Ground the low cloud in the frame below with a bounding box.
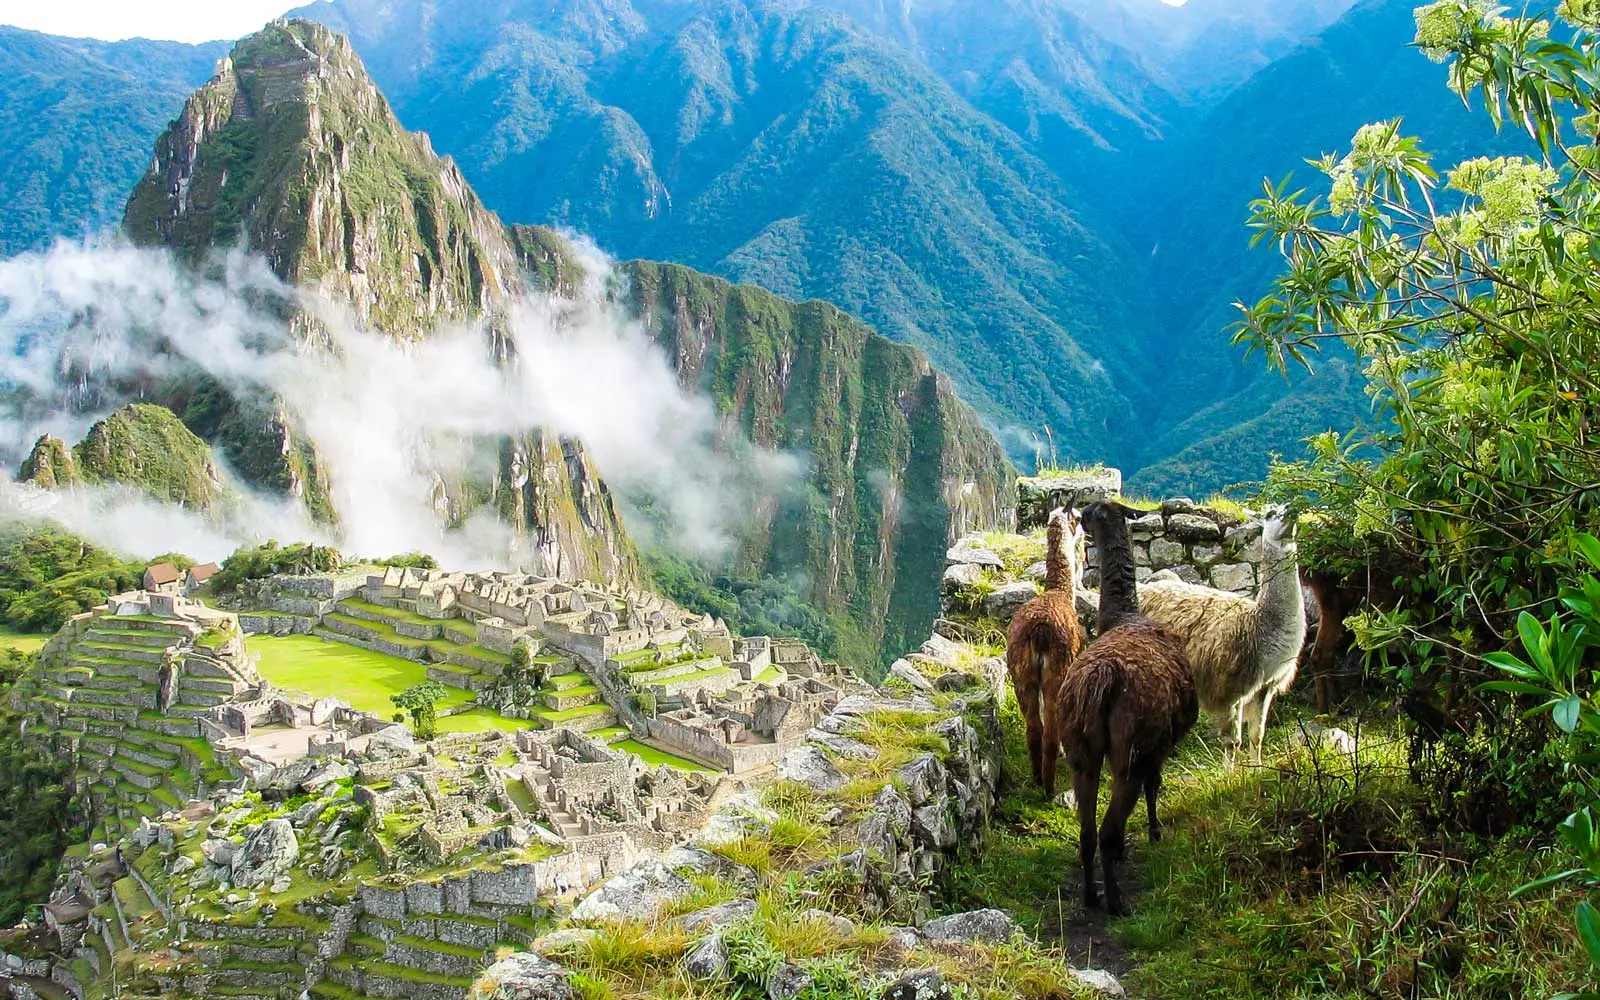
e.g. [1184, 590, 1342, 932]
[0, 238, 798, 569]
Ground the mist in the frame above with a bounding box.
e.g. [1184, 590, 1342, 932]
[0, 238, 799, 570]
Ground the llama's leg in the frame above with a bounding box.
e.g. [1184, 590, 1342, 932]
[1223, 703, 1245, 768]
[1098, 773, 1145, 917]
[1250, 689, 1277, 765]
[1143, 761, 1165, 843]
[1023, 687, 1044, 788]
[1040, 665, 1059, 797]
[1074, 758, 1103, 909]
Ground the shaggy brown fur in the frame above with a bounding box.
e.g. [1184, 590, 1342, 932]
[1055, 501, 1198, 916]
[1006, 509, 1086, 795]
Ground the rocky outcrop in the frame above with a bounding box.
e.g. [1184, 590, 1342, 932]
[118, 20, 638, 581]
[20, 403, 233, 511]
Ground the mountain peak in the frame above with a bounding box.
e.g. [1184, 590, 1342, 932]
[123, 18, 518, 337]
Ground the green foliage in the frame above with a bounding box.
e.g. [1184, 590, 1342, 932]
[392, 680, 448, 739]
[0, 524, 143, 632]
[210, 540, 343, 593]
[0, 28, 223, 256]
[0, 650, 79, 926]
[1237, 4, 1600, 988]
[366, 553, 438, 569]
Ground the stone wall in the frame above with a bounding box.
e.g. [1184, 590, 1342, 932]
[1085, 498, 1263, 595]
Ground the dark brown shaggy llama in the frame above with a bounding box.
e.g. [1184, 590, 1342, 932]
[1055, 500, 1198, 915]
[1006, 508, 1087, 795]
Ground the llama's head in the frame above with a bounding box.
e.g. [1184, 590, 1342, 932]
[1079, 500, 1140, 547]
[1048, 506, 1088, 584]
[1262, 504, 1299, 556]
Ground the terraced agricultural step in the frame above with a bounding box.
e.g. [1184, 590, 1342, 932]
[78, 643, 169, 665]
[82, 628, 177, 647]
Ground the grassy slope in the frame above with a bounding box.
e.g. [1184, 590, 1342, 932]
[950, 696, 1591, 999]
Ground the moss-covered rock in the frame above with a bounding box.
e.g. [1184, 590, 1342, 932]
[21, 405, 232, 511]
[17, 435, 80, 489]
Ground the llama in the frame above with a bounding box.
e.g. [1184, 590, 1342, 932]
[1055, 501, 1197, 916]
[1137, 507, 1306, 765]
[1006, 507, 1087, 796]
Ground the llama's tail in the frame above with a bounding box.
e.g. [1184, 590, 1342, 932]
[1045, 512, 1067, 592]
[1062, 654, 1124, 760]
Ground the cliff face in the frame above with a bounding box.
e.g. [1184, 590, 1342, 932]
[626, 261, 1015, 664]
[510, 225, 1014, 667]
[120, 21, 637, 582]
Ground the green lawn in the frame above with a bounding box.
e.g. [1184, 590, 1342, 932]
[614, 739, 716, 773]
[0, 627, 48, 655]
[436, 709, 534, 735]
[249, 634, 474, 718]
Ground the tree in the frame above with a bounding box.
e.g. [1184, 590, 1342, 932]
[391, 681, 448, 740]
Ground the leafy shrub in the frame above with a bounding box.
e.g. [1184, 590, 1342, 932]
[211, 540, 342, 593]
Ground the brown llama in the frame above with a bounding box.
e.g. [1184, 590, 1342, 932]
[1006, 507, 1087, 795]
[1055, 500, 1198, 916]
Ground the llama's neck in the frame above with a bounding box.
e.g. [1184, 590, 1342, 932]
[1045, 518, 1067, 592]
[1255, 541, 1305, 642]
[1094, 529, 1140, 633]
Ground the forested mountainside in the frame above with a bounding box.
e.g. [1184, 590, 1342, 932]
[19, 404, 233, 512]
[292, 0, 1169, 467]
[0, 0, 1510, 496]
[0, 27, 225, 257]
[1120, 0, 1531, 493]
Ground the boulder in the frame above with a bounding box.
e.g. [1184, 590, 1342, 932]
[571, 858, 693, 922]
[229, 820, 299, 889]
[768, 963, 813, 1000]
[918, 633, 962, 668]
[301, 759, 354, 793]
[364, 725, 418, 759]
[777, 746, 846, 793]
[888, 660, 935, 693]
[475, 952, 577, 1000]
[1023, 560, 1049, 582]
[1167, 513, 1224, 543]
[1070, 968, 1126, 996]
[310, 697, 347, 726]
[807, 730, 875, 760]
[676, 899, 756, 933]
[531, 928, 598, 956]
[684, 933, 728, 980]
[922, 908, 1019, 944]
[1148, 538, 1186, 569]
[1128, 512, 1165, 539]
[801, 909, 856, 936]
[1210, 562, 1256, 593]
[942, 563, 984, 593]
[898, 754, 946, 807]
[883, 969, 953, 1000]
[883, 926, 922, 952]
[982, 581, 1038, 620]
[945, 540, 1004, 569]
[201, 839, 235, 867]
[1160, 497, 1199, 516]
[169, 856, 196, 877]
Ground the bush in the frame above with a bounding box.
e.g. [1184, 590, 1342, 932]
[211, 540, 342, 593]
[0, 525, 144, 632]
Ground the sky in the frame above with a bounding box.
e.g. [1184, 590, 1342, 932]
[0, 0, 300, 43]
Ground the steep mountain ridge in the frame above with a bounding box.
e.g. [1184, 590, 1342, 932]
[294, 0, 1170, 465]
[19, 404, 233, 511]
[121, 20, 639, 584]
